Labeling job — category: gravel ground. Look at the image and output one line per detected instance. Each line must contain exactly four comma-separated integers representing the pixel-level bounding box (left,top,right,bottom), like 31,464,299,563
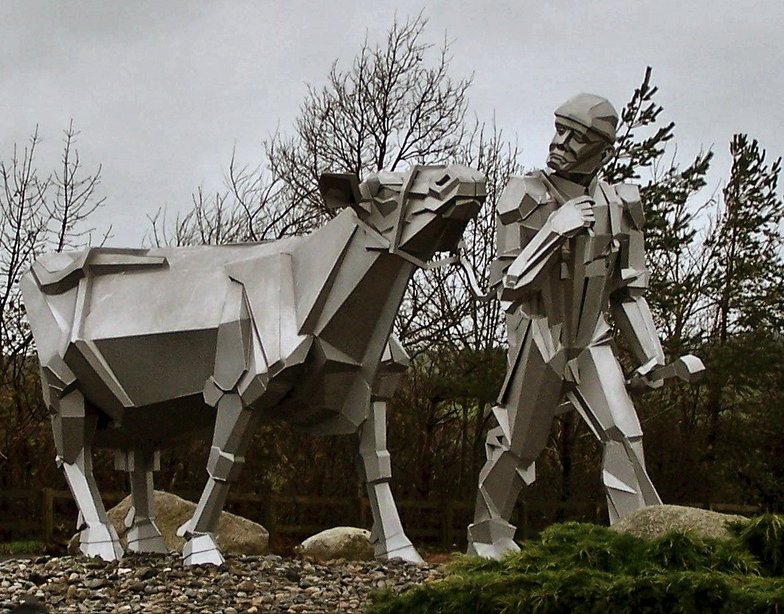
0,554,443,613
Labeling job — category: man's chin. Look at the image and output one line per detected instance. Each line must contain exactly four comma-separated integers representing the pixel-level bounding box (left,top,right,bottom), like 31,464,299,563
547,156,570,172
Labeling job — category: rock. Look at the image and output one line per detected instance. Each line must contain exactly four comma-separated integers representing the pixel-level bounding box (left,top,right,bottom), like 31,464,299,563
298,527,374,561
611,504,747,541
136,566,157,580
68,490,269,556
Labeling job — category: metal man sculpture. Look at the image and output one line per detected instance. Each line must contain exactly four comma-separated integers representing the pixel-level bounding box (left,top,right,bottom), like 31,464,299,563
466,94,704,559
21,164,486,565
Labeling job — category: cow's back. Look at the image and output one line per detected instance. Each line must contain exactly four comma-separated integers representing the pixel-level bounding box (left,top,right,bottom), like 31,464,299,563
24,240,301,413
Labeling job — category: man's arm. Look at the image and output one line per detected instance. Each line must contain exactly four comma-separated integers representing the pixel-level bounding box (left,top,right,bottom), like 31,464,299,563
612,290,666,374
611,185,665,375
500,196,595,302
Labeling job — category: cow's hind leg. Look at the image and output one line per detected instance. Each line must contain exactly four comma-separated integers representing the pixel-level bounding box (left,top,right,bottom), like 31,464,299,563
358,400,423,563
48,381,122,561
180,393,257,565
115,449,168,553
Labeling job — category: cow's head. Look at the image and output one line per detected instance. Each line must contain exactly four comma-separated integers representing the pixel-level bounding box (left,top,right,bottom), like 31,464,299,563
319,165,485,265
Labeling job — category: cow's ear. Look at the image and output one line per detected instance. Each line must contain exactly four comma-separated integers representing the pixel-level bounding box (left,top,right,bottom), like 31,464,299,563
319,173,361,210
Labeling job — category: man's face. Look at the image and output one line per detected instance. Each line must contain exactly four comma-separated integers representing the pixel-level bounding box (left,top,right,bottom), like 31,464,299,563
547,119,612,179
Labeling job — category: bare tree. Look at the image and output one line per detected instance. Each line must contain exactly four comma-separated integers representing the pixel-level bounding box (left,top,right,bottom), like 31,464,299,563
397,119,521,354
144,15,520,502
50,120,108,250
0,123,105,484
147,147,326,247
149,13,518,365
0,129,48,367
154,14,474,250
267,15,471,212
386,119,523,499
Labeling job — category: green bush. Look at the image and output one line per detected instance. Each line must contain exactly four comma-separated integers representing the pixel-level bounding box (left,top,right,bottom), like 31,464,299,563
736,514,784,576
370,521,784,613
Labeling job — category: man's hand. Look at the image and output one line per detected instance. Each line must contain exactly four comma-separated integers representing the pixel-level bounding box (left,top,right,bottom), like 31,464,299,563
627,357,665,392
550,196,595,236
499,194,595,299
627,355,706,392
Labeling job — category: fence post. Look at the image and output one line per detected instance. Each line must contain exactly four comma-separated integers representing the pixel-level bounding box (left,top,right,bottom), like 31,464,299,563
267,495,278,543
41,488,54,542
357,495,365,528
443,501,453,548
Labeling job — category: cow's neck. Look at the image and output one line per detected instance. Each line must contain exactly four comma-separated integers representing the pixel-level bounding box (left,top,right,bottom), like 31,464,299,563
291,209,415,365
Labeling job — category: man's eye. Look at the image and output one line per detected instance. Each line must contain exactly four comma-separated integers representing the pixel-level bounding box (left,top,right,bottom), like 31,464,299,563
574,134,586,144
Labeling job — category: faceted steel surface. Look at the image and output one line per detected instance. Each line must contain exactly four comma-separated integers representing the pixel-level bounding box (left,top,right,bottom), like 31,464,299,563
467,94,704,559
22,164,486,565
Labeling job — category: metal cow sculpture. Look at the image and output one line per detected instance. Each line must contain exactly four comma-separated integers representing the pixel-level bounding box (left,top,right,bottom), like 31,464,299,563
21,164,486,565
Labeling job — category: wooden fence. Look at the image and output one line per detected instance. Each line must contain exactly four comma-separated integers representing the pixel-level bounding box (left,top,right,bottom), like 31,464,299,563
0,488,762,548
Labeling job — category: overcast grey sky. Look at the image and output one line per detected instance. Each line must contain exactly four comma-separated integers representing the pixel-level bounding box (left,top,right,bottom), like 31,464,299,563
2,0,782,246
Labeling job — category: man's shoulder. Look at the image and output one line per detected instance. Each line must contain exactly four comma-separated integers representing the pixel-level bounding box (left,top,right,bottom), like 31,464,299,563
497,170,553,224
599,180,645,230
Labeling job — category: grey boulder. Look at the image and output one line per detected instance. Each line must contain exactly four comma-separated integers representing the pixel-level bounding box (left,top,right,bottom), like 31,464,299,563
298,527,374,561
611,504,746,541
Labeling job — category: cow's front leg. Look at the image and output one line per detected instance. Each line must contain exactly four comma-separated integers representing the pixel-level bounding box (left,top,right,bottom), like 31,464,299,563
180,392,258,565
358,400,423,563
115,449,168,554
47,381,123,561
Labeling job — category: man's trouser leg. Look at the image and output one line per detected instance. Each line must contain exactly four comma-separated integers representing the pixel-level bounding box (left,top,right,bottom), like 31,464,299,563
468,317,566,558
568,341,662,524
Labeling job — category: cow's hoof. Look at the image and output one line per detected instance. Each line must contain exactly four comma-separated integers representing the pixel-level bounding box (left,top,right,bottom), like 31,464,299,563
176,518,193,538
182,532,224,566
377,533,424,564
382,544,424,564
466,519,520,560
127,519,169,554
466,538,520,560
79,523,124,561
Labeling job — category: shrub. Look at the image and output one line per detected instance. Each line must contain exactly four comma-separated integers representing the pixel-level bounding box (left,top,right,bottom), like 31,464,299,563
370,520,784,613
736,514,784,576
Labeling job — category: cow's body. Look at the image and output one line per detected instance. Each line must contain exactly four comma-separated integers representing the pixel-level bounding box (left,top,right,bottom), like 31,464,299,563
28,215,407,446
22,165,485,565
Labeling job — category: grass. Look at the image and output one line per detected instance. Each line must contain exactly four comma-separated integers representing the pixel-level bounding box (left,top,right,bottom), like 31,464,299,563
369,519,784,613
0,539,45,555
